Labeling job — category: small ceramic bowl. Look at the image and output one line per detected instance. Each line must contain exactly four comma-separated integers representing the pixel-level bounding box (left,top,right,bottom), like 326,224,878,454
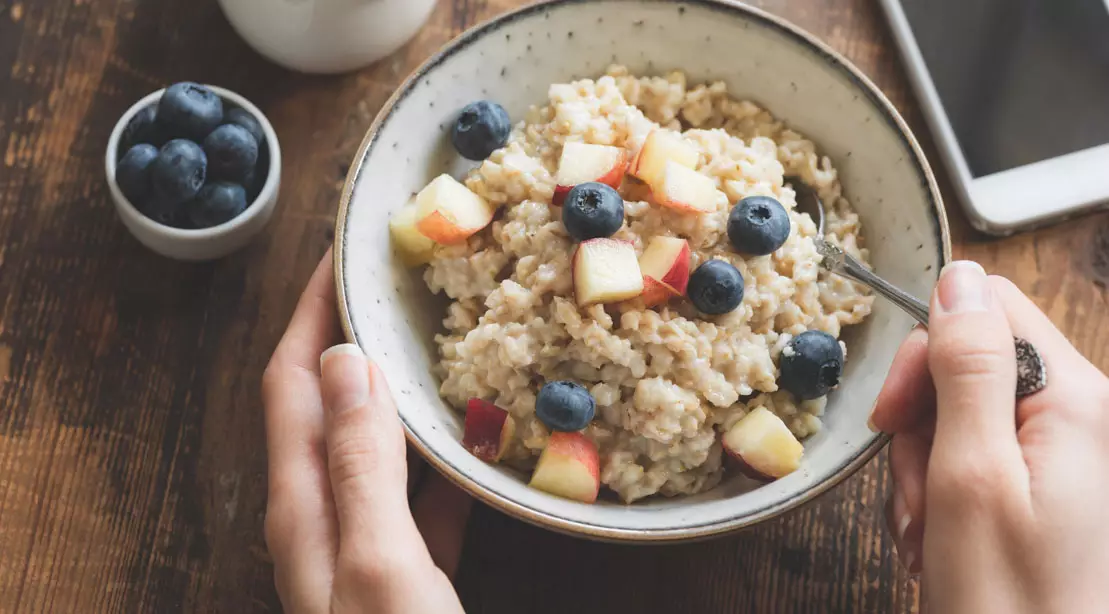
336,0,950,542
105,85,281,262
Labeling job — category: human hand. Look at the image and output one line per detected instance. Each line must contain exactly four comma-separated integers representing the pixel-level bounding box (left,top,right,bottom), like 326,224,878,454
871,261,1109,613
262,249,470,614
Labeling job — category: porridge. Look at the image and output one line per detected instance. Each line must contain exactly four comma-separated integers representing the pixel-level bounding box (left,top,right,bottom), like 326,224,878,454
389,66,874,504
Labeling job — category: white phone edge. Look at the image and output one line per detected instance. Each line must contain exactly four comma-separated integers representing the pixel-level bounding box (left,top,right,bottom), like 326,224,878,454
877,0,1109,236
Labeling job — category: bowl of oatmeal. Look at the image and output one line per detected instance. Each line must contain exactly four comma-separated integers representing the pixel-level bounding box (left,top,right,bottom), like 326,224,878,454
335,0,949,541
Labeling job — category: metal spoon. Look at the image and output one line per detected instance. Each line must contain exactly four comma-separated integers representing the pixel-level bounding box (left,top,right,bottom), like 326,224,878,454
788,179,1047,398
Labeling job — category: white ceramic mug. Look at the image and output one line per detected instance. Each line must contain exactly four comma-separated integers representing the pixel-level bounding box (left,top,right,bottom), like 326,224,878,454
218,0,437,74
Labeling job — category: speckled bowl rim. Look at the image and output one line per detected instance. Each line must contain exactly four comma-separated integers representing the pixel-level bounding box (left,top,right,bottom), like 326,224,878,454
334,0,951,543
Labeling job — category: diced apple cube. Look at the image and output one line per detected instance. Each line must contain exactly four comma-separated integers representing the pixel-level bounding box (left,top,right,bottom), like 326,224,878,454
638,236,691,306
553,142,629,205
572,238,644,306
528,431,601,503
462,398,515,463
414,174,496,245
657,162,719,213
630,130,699,188
722,407,804,481
389,199,436,266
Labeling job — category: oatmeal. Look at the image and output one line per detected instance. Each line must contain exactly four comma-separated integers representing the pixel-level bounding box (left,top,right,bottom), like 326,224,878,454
399,66,873,503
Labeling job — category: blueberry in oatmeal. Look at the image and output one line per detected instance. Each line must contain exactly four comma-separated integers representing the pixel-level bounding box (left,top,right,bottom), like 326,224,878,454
728,196,791,256
116,144,159,207
451,100,511,161
561,182,624,241
203,124,258,184
150,139,207,206
687,259,745,315
156,82,224,142
391,67,875,503
536,381,596,432
779,330,844,401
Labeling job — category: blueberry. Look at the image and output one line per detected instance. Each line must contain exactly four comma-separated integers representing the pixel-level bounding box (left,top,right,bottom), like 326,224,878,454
243,170,259,198
779,330,844,400
168,208,198,230
156,82,224,142
203,124,258,184
451,100,511,160
120,106,164,151
185,182,249,229
562,182,624,241
535,381,596,432
116,144,159,207
224,108,266,151
149,139,207,206
137,195,184,228
728,196,791,256
687,259,745,315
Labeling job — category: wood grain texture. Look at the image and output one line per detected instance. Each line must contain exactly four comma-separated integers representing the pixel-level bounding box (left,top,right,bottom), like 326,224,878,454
1,0,1105,612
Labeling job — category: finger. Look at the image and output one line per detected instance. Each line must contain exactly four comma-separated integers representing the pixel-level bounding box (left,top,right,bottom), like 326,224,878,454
320,345,429,561
273,247,340,377
887,430,930,574
869,327,935,434
927,262,1024,466
989,276,1105,427
265,249,341,480
412,470,473,579
262,249,341,612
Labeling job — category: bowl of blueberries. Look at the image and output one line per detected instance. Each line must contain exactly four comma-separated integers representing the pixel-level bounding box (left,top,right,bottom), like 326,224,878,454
106,82,281,261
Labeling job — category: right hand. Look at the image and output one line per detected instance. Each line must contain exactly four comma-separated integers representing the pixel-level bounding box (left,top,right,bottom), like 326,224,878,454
871,261,1109,613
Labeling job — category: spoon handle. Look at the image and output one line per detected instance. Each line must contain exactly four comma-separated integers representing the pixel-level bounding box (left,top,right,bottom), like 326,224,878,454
822,245,1047,398
834,249,930,326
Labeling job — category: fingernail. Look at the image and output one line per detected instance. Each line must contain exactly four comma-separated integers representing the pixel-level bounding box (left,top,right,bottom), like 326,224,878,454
902,550,917,574
936,261,989,314
867,401,880,433
892,489,918,572
892,488,911,541
897,511,912,543
320,343,364,370
320,343,369,413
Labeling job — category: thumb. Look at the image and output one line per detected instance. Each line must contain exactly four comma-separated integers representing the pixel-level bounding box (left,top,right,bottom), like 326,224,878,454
319,344,426,559
927,262,1025,480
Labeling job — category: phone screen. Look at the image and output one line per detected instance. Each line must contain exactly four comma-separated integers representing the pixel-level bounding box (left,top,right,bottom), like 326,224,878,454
901,0,1109,178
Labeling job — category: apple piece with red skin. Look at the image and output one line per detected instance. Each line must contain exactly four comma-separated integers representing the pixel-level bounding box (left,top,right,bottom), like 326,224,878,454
553,142,629,205
528,431,601,503
722,407,804,481
656,162,719,213
629,130,699,189
414,174,496,245
462,398,515,463
638,236,691,307
572,238,644,306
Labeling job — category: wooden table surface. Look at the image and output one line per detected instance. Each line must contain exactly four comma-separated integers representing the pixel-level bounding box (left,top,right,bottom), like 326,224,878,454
2,0,1107,612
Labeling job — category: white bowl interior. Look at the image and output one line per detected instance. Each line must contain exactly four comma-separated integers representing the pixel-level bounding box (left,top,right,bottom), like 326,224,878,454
338,0,946,539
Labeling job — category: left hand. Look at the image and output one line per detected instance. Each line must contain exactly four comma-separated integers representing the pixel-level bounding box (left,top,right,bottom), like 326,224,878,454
261,248,471,614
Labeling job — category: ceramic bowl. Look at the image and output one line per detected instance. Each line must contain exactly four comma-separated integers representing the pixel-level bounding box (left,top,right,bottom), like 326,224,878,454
335,0,949,542
105,85,281,262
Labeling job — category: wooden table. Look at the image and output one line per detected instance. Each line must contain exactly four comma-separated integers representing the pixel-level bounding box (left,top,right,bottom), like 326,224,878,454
2,0,1106,612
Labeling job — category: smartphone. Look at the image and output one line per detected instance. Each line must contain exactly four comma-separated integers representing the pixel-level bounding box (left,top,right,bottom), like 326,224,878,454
879,0,1109,235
